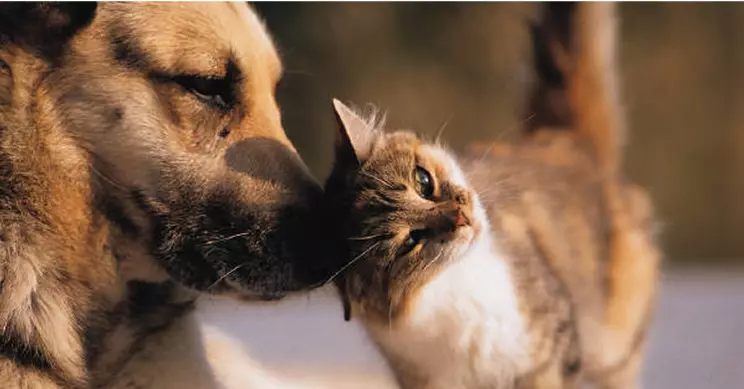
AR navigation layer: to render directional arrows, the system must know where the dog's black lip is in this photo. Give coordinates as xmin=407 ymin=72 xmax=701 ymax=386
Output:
xmin=124 ymin=173 xmax=327 ymax=297
xmin=259 ymin=292 xmax=285 ymax=301
xmin=225 ymin=289 xmax=288 ymax=303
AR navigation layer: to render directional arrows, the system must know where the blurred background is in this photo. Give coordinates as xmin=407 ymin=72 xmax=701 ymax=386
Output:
xmin=204 ymin=3 xmax=743 ymax=389
xmin=255 ymin=2 xmax=744 ymax=264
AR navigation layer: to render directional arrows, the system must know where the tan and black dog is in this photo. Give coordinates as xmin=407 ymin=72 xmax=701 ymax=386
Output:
xmin=0 ymin=3 xmax=332 ymax=388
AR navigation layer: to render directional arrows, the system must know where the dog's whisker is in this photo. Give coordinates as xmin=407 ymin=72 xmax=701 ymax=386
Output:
xmin=203 ymin=232 xmax=252 ymax=246
xmin=90 ymin=165 xmax=128 ymax=192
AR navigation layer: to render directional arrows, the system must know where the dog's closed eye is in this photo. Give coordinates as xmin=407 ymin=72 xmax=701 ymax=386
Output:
xmin=172 ymin=74 xmax=233 ymax=109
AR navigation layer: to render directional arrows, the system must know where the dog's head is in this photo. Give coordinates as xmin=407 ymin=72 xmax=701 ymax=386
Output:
xmin=0 ymin=3 xmax=330 ymax=299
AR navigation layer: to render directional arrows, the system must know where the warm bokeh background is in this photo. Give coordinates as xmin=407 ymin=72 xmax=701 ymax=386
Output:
xmin=254 ymin=3 xmax=744 ymax=264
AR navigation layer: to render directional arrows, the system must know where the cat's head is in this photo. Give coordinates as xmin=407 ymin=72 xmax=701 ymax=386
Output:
xmin=324 ymin=100 xmax=485 ymax=324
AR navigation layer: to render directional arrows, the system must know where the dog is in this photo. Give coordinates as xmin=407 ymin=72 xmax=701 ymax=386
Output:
xmin=0 ymin=3 xmax=333 ymax=388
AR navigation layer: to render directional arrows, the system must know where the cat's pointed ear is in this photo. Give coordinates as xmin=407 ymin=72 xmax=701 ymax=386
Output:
xmin=333 ymin=99 xmax=377 ymax=165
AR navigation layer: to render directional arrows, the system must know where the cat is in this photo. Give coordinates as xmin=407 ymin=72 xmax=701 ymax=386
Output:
xmin=322 ymin=3 xmax=660 ymax=389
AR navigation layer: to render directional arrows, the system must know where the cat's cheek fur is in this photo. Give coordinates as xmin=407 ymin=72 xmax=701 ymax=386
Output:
xmin=367 ymin=231 xmax=533 ymax=388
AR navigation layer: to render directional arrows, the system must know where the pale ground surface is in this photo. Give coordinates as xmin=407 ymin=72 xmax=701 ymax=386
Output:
xmin=196 ymin=268 xmax=744 ymax=389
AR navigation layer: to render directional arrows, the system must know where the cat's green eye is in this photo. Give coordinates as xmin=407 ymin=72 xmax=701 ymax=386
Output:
xmin=414 ymin=166 xmax=434 ymax=199
xmin=399 ymin=229 xmax=425 ymax=256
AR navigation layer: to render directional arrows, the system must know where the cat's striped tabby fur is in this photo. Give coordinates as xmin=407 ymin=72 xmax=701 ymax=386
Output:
xmin=324 ymin=3 xmax=660 ymax=389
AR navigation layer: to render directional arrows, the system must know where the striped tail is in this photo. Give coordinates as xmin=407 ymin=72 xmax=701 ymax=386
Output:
xmin=526 ymin=2 xmax=625 ymax=172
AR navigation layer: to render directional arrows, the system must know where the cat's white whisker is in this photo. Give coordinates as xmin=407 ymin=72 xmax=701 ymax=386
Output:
xmin=435 ymin=116 xmax=453 ymax=145
xmin=207 ymin=263 xmax=246 ymax=291
xmin=421 ymin=249 xmax=444 ymax=276
xmin=473 ymin=180 xmax=509 ymax=202
xmin=478 ymin=113 xmax=536 ymax=163
xmin=348 ymin=233 xmax=387 ymax=241
xmin=360 ymin=171 xmax=394 ymax=188
xmin=323 ymin=241 xmax=381 ymax=286
xmin=203 ymin=232 xmax=252 ymax=246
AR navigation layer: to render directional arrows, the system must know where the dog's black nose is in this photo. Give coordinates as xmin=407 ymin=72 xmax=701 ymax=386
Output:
xmin=225 ymin=136 xmax=321 ymax=200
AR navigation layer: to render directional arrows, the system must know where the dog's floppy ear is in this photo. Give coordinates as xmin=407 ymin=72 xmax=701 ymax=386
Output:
xmin=0 ymin=2 xmax=97 ymax=55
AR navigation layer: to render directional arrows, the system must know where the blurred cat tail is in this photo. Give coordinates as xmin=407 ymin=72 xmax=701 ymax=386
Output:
xmin=526 ymin=2 xmax=624 ymax=172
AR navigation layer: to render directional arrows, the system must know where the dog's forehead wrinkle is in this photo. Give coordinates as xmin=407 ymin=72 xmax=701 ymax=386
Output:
xmin=100 ymin=2 xmax=271 ymax=78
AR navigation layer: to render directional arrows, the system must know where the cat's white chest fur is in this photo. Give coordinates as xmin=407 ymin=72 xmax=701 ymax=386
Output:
xmin=371 ymin=236 xmax=532 ymax=389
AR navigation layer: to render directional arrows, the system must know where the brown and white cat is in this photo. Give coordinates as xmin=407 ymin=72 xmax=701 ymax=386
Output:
xmin=323 ymin=3 xmax=660 ymax=389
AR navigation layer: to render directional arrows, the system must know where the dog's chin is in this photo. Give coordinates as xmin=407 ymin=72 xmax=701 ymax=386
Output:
xmin=215 ymin=287 xmax=288 ymax=303
xmin=212 ymin=276 xmax=325 ymax=303
xmin=170 ymin=272 xmax=293 ymax=302
xmin=147 ymin=204 xmax=329 ymax=302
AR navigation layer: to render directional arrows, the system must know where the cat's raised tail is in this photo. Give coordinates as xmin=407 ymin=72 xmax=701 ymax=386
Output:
xmin=527 ymin=2 xmax=624 ymax=172
xmin=528 ymin=5 xmax=661 ymax=388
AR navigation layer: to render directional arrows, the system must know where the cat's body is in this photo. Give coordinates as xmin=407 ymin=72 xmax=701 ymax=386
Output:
xmin=325 ymin=110 xmax=584 ymax=389
xmin=324 ymin=3 xmax=659 ymax=389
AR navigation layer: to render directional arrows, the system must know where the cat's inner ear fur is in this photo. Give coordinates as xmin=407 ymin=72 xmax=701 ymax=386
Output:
xmin=332 ymin=99 xmax=379 ymax=165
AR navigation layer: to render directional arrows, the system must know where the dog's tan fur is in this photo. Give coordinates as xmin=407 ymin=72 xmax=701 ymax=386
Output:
xmin=0 ymin=3 xmax=330 ymax=388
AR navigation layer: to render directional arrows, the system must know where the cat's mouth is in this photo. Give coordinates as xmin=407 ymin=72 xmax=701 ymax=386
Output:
xmin=442 ymin=223 xmax=479 ymax=259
